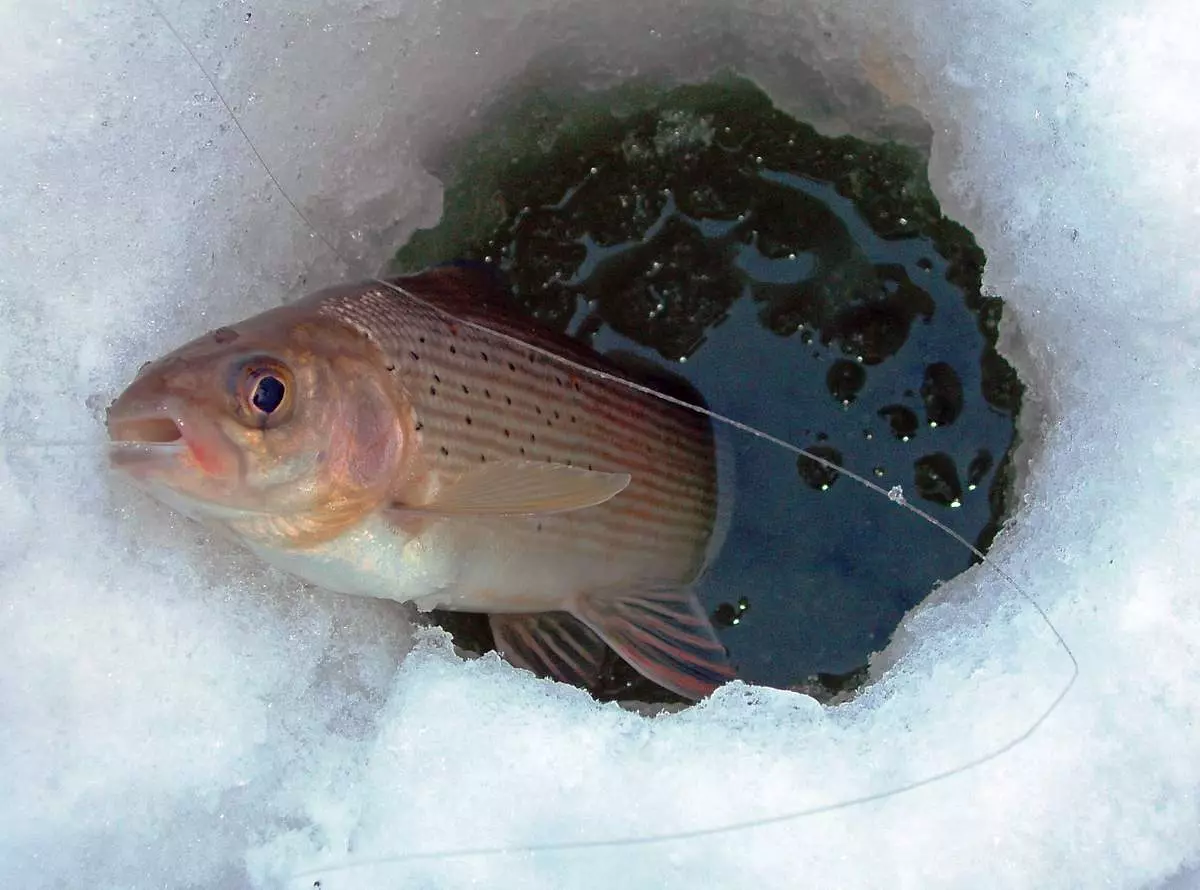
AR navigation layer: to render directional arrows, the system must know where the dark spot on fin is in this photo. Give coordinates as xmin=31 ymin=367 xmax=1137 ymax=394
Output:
xmin=603 ymin=349 xmax=709 ymax=412
xmin=570 ymin=581 xmax=734 ymax=700
xmin=489 ymin=612 xmax=608 ymax=689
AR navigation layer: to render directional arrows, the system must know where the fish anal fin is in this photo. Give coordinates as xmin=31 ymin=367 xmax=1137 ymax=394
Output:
xmin=385 ymin=461 xmax=630 ymax=519
xmin=571 ymin=582 xmax=734 ymax=701
xmin=489 ymin=611 xmax=608 ymax=689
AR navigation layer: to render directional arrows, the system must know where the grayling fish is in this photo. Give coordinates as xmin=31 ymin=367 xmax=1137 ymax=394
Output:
xmin=106 ymin=266 xmax=734 ymax=698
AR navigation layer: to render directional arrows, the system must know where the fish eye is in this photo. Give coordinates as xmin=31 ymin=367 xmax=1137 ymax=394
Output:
xmin=234 ymin=357 xmax=295 ymax=428
xmin=252 ymin=375 xmax=286 ymax=414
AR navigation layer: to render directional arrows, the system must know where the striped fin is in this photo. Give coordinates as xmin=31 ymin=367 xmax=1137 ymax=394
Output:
xmin=387 ymin=461 xmax=631 ymax=517
xmin=571 ymin=582 xmax=735 ymax=700
xmin=489 ymin=612 xmax=608 ymax=689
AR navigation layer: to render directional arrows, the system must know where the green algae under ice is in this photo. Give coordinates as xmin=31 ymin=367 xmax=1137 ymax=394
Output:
xmin=391 ymin=75 xmax=1023 ymax=704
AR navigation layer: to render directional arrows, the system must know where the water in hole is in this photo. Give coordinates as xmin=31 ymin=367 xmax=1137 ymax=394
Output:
xmin=391 ymin=75 xmax=1022 ymax=703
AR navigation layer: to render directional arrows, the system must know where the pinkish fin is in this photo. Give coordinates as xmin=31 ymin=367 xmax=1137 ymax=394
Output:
xmin=389 ymin=461 xmax=631 ymax=518
xmin=489 ymin=612 xmax=608 ymax=689
xmin=571 ymin=583 xmax=734 ymax=700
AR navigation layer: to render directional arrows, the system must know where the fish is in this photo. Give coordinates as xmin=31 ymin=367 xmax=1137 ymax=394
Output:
xmin=106 ymin=264 xmax=735 ymax=699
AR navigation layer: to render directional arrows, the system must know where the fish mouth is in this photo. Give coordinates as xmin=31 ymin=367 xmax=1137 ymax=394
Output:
xmin=106 ymin=397 xmax=232 ymax=478
xmin=108 ymin=415 xmax=184 ymax=445
xmin=106 ymin=407 xmax=190 ymax=476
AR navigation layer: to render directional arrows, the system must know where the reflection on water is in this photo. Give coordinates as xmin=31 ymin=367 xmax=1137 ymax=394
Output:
xmin=391 ymin=76 xmax=1022 ymax=703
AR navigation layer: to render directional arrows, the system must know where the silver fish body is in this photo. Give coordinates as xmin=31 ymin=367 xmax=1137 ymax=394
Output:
xmin=107 ymin=266 xmax=735 ymax=698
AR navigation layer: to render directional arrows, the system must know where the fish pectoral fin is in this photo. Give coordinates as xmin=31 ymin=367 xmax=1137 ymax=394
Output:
xmin=571 ymin=582 xmax=734 ymax=701
xmin=489 ymin=611 xmax=609 ymax=689
xmin=389 ymin=461 xmax=631 ymax=517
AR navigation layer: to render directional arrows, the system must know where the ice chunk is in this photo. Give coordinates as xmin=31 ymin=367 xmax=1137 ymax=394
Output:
xmin=2 ymin=0 xmax=1199 ymax=888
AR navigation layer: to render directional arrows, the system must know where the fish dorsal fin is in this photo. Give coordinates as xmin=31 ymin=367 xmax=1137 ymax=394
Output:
xmin=390 ymin=461 xmax=631 ymax=517
xmin=430 ymin=259 xmax=509 ymax=298
xmin=386 ymin=262 xmax=516 ymax=319
xmin=604 ymin=349 xmax=710 ymax=411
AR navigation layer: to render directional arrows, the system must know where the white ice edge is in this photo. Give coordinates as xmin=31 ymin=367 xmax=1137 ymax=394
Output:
xmin=2 ymin=1 xmax=1198 ymax=888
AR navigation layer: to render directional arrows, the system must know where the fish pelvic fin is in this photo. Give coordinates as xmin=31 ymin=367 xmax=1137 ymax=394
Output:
xmin=571 ymin=582 xmax=734 ymax=701
xmin=489 ymin=612 xmax=608 ymax=689
xmin=387 ymin=460 xmax=631 ymax=518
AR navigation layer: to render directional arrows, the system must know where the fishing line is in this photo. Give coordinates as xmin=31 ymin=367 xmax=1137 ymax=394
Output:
xmin=139 ymin=0 xmax=1078 ymax=872
xmin=289 ymin=674 xmax=1065 ymax=875
xmin=4 ymin=440 xmax=100 ymax=451
xmin=146 ymin=2 xmax=348 ymax=270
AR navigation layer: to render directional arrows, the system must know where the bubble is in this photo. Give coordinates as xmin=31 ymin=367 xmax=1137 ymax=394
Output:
xmin=921 ymin=362 xmax=964 ymax=427
xmin=826 ymin=359 xmax=867 ymax=405
xmin=913 ymin=453 xmax=963 ymax=507
xmin=797 ymin=445 xmax=843 ymax=491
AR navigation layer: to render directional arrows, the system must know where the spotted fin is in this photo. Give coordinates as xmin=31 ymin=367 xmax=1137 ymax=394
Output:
xmin=489 ymin=612 xmax=608 ymax=689
xmin=388 ymin=461 xmax=631 ymax=518
xmin=571 ymin=582 xmax=734 ymax=700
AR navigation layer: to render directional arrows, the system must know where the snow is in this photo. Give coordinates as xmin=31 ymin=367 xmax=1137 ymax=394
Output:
xmin=2 ymin=0 xmax=1199 ymax=888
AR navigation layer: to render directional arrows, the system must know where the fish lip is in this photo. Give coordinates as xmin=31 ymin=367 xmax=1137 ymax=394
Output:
xmin=106 ymin=394 xmax=188 ymax=446
xmin=107 ymin=413 xmax=185 ymax=445
xmin=105 ymin=395 xmax=232 ymax=478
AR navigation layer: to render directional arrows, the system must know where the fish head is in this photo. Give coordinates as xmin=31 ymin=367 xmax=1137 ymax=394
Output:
xmin=106 ymin=304 xmax=408 ymax=529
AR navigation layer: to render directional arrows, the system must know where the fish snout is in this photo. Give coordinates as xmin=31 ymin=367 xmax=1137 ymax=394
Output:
xmin=106 ymin=399 xmax=185 ymax=446
xmin=106 ymin=376 xmax=191 ymax=444
xmin=106 ymin=391 xmax=237 ymax=480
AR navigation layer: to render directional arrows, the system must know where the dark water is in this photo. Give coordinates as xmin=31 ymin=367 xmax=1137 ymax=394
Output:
xmin=391 ymin=76 xmax=1021 ymax=702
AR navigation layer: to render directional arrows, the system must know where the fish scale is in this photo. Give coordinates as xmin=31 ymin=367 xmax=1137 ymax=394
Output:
xmin=319 ymin=275 xmax=719 ymax=568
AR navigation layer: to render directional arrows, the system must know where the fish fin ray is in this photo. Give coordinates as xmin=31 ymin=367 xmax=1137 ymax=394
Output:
xmin=388 ymin=461 xmax=630 ymax=517
xmin=571 ymin=582 xmax=733 ymax=700
xmin=489 ymin=612 xmax=608 ymax=688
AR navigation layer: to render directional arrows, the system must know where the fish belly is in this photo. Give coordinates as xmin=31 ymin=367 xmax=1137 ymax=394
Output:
xmin=405 ymin=513 xmax=691 ymax=613
xmin=238 ymin=515 xmax=456 ymax=603
xmin=239 ymin=502 xmax=700 ymax=615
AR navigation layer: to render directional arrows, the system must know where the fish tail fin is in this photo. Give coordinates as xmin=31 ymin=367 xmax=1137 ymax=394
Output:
xmin=704 ymin=415 xmax=737 ymax=572
xmin=571 ymin=582 xmax=734 ymax=700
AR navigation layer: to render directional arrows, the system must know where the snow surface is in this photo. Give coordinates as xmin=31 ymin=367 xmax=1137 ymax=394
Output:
xmin=2 ymin=0 xmax=1199 ymax=888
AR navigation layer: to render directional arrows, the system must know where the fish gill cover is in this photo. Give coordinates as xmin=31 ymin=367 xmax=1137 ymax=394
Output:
xmin=390 ymin=76 xmax=1023 ymax=703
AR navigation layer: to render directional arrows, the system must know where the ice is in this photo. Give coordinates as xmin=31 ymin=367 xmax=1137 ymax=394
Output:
xmin=2 ymin=0 xmax=1199 ymax=888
